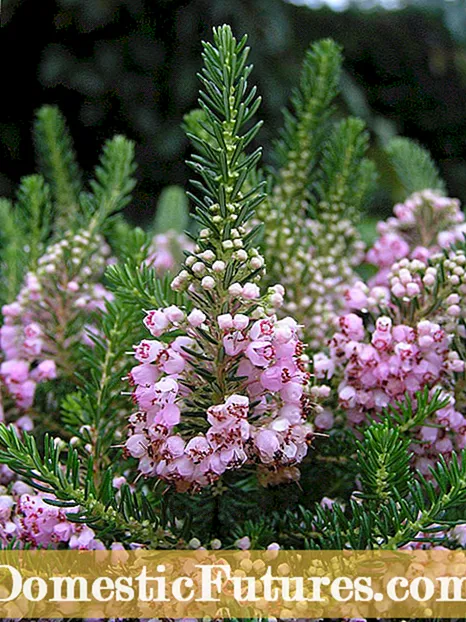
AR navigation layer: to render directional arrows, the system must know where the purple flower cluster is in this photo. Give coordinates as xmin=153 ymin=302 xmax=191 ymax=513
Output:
xmin=330 ymin=191 xmax=466 ymax=472
xmin=316 ymin=313 xmax=465 ymax=473
xmin=345 ymin=191 xmax=466 ymax=315
xmin=367 ymin=189 xmax=465 ymax=282
xmin=125 ymin=303 xmax=319 ymax=491
xmin=0 ymin=230 xmax=113 ymax=410
xmin=0 ymin=487 xmax=103 ymax=549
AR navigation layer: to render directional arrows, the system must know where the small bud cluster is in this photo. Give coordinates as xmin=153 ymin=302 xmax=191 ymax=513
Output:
xmin=0 ymin=229 xmax=113 ymax=409
xmin=170 ymin=207 xmax=266 ymax=297
xmin=344 ymin=190 xmax=466 ymax=335
xmin=261 ymin=196 xmax=364 ymax=350
xmin=315 ymin=313 xmax=465 ymax=474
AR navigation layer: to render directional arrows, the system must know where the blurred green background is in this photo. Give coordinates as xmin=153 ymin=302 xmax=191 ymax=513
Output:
xmin=2 ymin=0 xmax=466 ymax=222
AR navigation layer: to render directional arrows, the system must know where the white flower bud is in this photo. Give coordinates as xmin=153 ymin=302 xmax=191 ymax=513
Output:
xmin=234 ymin=249 xmax=248 ymax=262
xmin=423 ymin=273 xmax=436 ymax=287
xmin=249 ymin=256 xmax=264 ymax=270
xmin=212 ymin=260 xmax=226 ymax=273
xmin=201 ymin=276 xmax=216 ymax=290
xmin=200 ymin=250 xmax=215 ymax=262
xmin=228 ymin=283 xmax=243 ymax=297
xmin=192 ymin=262 xmax=206 ymax=275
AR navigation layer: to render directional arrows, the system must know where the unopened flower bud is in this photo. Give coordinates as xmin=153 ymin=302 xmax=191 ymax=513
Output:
xmin=201 ymin=276 xmax=216 ymax=290
xmin=212 ymin=260 xmax=226 ymax=273
xmin=228 ymin=283 xmax=243 ymax=297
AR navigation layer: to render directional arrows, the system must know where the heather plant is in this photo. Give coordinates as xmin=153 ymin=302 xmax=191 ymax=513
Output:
xmin=0 ymin=26 xmax=464 ymax=603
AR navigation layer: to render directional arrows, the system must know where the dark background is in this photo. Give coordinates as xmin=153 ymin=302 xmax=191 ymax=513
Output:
xmin=2 ymin=0 xmax=466 ymax=222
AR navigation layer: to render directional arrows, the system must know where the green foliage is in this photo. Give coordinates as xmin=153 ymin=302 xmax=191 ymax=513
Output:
xmin=153 ymin=185 xmax=190 ymax=234
xmin=295 ymin=391 xmax=466 ymax=550
xmin=34 ymin=105 xmax=82 ymax=224
xmin=16 ymin=174 xmax=52 ymax=266
xmin=60 ymin=299 xmax=142 ymax=473
xmin=0 ymin=424 xmax=175 ymax=547
xmin=380 ymin=387 xmax=450 ymax=436
xmin=386 ymin=137 xmax=446 ymax=198
xmin=313 ymin=116 xmax=374 ymax=220
xmin=268 ymin=39 xmax=375 ymax=221
xmin=186 ymin=24 xmax=266 ymax=239
xmin=0 ymin=198 xmax=27 ymax=304
xmin=182 ymin=108 xmax=212 ymax=145
xmin=258 ymin=40 xmax=377 ymax=347
xmin=272 ymin=38 xmax=342 ymax=206
xmin=355 ymin=421 xmax=412 ymax=503
xmin=87 ymin=134 xmax=137 ymax=229
xmin=0 ymin=106 xmax=138 ymax=303
xmin=106 ymin=260 xmax=184 ymax=310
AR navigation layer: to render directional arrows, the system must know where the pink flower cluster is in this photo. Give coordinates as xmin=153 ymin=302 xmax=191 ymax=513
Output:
xmin=315 ymin=313 xmax=465 ymax=473
xmin=146 ymin=231 xmax=194 ymax=276
xmin=0 ymin=230 xmax=113 ymax=410
xmin=0 ymin=299 xmax=57 ymax=409
xmin=0 ymin=489 xmax=103 ymax=549
xmin=366 ymin=189 xmax=464 ymax=282
xmin=345 ymin=254 xmax=466 ymax=331
xmin=344 ymin=190 xmax=465 ymax=315
xmin=126 ymin=305 xmax=316 ymax=491
xmin=342 ymin=195 xmax=466 ymax=369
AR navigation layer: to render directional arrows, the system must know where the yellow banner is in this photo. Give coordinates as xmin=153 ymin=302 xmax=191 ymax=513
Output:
xmin=0 ymin=549 xmax=466 ymax=618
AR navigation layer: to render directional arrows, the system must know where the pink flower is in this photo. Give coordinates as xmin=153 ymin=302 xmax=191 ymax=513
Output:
xmin=242 ymin=283 xmax=260 ymax=299
xmin=185 ymin=436 xmax=211 ymax=463
xmin=0 ymin=360 xmax=29 ymax=383
xmin=344 ymin=282 xmax=368 ymax=310
xmin=165 ymin=305 xmax=185 ymax=323
xmin=314 ymin=409 xmax=334 ymax=430
xmin=250 ymin=318 xmax=274 ymax=340
xmin=129 ymin=363 xmax=159 ymax=386
xmin=273 ymin=318 xmax=297 ymax=344
xmin=127 ymin=304 xmax=316 ymax=490
xmin=338 ymin=314 xmax=365 ymax=341
xmin=223 ymin=330 xmax=248 ymax=356
xmin=366 ymin=233 xmax=410 ymax=268
xmin=233 ymin=314 xmax=249 ymax=330
xmin=150 ymin=403 xmax=180 ymax=427
xmin=218 ymin=314 xmax=233 ymax=330
xmin=126 ymin=434 xmax=147 ymax=459
xmin=33 ymin=360 xmax=57 ymax=381
xmin=254 ymin=429 xmax=280 ymax=463
xmin=313 ymin=352 xmax=335 ymax=379
xmin=143 ymin=309 xmax=169 ymax=336
xmin=11 ymin=380 xmax=36 ymax=409
xmin=2 ymin=302 xmax=21 ymax=318
xmin=187 ymin=309 xmax=206 ymax=327
xmin=236 ymin=536 xmax=251 ymax=550
xmin=134 ymin=339 xmax=163 ymax=363
xmin=246 ymin=340 xmax=275 ymax=367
